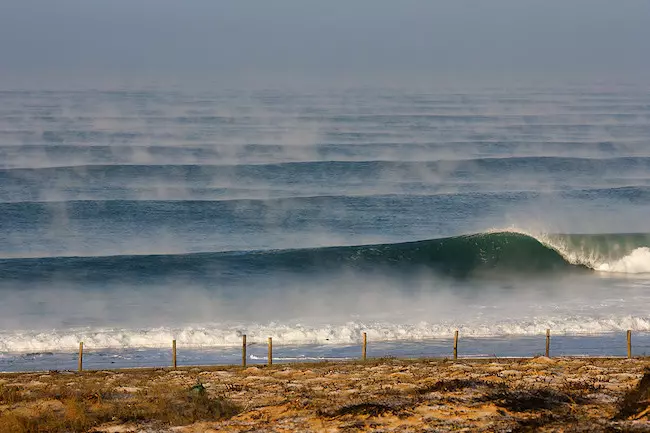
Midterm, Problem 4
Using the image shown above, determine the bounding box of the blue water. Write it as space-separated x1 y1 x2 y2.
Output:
2 86 650 371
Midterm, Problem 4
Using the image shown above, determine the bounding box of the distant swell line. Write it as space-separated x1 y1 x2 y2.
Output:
2 185 650 206
3 156 650 173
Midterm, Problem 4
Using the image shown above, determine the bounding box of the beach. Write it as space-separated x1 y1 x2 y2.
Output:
2 357 650 432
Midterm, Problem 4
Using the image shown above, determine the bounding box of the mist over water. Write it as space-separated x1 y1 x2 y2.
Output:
2 86 650 370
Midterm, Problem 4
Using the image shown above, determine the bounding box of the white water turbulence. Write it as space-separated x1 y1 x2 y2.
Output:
596 248 650 274
520 230 650 275
4 316 650 354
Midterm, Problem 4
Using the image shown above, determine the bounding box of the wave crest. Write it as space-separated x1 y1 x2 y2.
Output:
519 230 650 274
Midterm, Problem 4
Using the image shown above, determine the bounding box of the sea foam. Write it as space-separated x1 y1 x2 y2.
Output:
2 316 650 353
595 247 650 274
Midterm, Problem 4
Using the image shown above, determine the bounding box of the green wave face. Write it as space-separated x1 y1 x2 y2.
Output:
339 231 581 276
330 231 650 276
1 231 649 282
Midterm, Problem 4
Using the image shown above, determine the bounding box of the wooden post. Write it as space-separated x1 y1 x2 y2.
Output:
172 339 177 369
268 337 273 366
242 335 247 367
78 342 83 372
453 330 459 360
627 330 632 359
545 329 550 358
362 332 367 361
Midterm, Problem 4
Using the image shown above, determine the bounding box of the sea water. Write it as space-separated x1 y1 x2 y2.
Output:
1 86 650 372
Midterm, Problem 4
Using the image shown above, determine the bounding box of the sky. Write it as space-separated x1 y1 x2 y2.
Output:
1 0 649 89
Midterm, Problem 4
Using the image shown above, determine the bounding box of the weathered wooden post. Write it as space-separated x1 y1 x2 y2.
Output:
453 330 459 360
242 334 247 367
545 329 550 358
362 332 367 361
78 342 83 372
172 339 177 369
627 330 632 359
268 337 273 366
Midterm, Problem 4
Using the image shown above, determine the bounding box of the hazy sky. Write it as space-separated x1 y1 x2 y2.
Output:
1 0 649 89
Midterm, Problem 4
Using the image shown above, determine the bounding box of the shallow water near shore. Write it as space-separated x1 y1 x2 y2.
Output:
3 332 650 373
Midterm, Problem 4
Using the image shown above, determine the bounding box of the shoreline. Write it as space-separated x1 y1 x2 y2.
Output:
0 355 639 376
3 357 650 432
2 329 645 374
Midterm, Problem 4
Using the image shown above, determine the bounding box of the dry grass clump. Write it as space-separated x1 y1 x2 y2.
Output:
615 368 650 420
414 378 484 394
318 399 413 418
0 384 24 404
0 375 240 433
487 386 574 412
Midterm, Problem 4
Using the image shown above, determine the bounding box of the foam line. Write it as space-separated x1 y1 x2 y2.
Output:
2 316 650 353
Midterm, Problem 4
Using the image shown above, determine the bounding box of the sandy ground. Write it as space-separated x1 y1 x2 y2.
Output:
3 357 650 432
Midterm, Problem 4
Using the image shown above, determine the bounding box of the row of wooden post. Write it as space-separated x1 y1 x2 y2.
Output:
75 329 637 372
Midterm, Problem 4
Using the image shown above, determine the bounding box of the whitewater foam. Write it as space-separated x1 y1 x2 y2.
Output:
595 247 650 274
2 316 650 353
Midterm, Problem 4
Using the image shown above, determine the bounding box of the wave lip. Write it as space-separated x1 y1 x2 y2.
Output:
523 230 650 274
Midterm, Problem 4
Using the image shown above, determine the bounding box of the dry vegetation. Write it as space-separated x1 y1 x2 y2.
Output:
3 357 650 432
0 370 239 432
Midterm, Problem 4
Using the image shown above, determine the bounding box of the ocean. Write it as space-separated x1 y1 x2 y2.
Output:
2 85 650 372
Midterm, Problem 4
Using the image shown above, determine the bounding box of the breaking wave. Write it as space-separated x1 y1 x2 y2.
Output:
1 230 649 282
